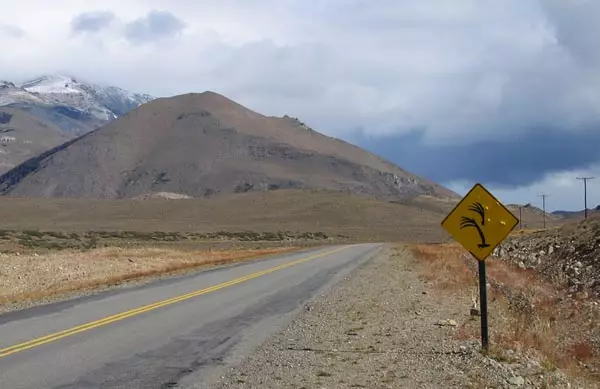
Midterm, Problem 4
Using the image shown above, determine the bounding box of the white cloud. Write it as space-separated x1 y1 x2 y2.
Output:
70 11 116 34
1 0 600 210
0 25 26 38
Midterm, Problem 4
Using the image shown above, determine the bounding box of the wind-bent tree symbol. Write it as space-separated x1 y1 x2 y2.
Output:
460 201 490 248
468 202 486 226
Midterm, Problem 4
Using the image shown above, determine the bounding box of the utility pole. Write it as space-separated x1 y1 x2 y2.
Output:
576 177 594 219
519 206 522 230
538 194 548 229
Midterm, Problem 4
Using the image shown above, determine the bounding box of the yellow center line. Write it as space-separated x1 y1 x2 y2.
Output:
0 245 350 359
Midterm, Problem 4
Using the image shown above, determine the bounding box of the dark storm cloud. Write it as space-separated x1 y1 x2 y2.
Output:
124 10 185 43
70 11 116 33
355 126 600 188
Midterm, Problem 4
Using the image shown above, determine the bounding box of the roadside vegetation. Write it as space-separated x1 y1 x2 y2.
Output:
0 228 340 313
411 242 600 387
0 229 337 252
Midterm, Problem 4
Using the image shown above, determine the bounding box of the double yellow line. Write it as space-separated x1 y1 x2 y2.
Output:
0 245 349 359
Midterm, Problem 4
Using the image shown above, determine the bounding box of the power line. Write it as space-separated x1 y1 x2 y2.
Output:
576 177 594 219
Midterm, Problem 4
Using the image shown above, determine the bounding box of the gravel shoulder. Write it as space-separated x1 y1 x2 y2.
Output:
212 245 577 389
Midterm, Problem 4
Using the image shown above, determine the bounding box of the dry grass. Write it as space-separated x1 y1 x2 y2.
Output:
0 246 300 309
406 244 477 291
509 227 561 237
0 190 449 243
409 242 600 386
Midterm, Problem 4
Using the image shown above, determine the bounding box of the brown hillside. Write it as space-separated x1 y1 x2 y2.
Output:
0 107 71 174
0 92 457 200
506 203 564 230
394 196 564 231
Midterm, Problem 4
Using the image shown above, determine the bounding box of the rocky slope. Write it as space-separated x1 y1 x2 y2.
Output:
0 92 458 201
493 216 600 298
0 75 154 173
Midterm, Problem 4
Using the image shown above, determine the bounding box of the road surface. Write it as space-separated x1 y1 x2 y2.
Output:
0 244 381 389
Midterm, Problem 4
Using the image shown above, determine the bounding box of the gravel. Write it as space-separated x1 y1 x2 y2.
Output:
212 246 575 389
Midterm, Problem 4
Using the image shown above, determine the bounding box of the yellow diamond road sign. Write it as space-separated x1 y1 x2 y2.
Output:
441 183 519 261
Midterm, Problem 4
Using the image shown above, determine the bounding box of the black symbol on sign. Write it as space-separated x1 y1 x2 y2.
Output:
468 202 486 226
460 202 490 248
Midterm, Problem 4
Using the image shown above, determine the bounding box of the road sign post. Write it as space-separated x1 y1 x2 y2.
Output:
441 183 519 353
478 260 488 350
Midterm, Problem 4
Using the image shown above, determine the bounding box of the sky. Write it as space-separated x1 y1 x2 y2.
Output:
1 0 600 211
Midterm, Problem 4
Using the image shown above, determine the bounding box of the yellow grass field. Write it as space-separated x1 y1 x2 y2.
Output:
0 246 300 311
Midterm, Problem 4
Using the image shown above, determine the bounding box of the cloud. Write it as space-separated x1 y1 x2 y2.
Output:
447 164 600 212
541 0 600 66
70 11 116 34
2 0 600 209
354 126 600 189
124 10 185 43
0 25 26 38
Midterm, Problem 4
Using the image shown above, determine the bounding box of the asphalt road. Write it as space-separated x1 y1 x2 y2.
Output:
0 243 381 389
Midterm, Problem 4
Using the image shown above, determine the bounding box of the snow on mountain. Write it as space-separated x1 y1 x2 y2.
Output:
0 80 47 106
21 75 83 94
0 81 16 88
0 75 155 121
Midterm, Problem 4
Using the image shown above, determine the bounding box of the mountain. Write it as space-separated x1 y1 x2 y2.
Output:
2 75 154 124
0 91 457 201
506 203 564 229
552 207 600 220
0 75 154 173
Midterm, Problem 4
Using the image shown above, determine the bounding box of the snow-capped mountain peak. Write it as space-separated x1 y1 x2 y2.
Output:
1 74 155 121
20 75 84 95
0 75 156 174
0 81 17 89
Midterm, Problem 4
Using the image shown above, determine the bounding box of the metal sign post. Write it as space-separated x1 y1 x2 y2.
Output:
478 259 488 350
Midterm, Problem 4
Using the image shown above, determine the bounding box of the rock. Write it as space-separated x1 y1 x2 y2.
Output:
575 261 583 268
508 375 525 387
518 262 526 269
539 250 546 256
435 319 458 327
548 245 554 254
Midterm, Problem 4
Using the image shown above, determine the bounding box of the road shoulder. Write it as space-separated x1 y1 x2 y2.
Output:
212 245 574 388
